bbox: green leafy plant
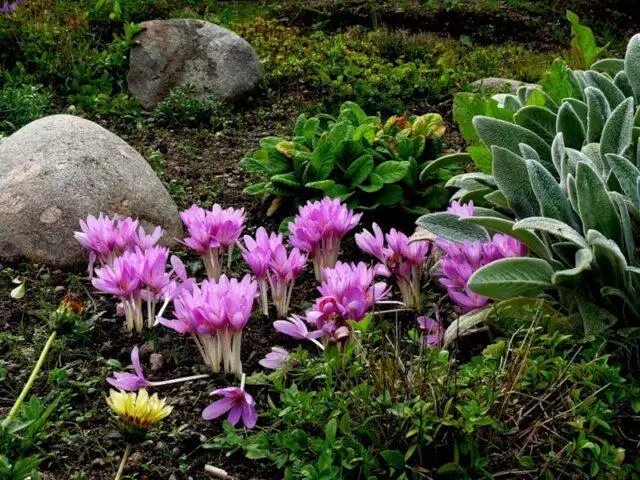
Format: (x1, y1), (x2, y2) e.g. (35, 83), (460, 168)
(416, 33), (640, 334)
(152, 83), (232, 129)
(0, 84), (51, 134)
(242, 101), (453, 215)
(567, 10), (606, 69)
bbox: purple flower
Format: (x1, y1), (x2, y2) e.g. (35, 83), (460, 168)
(107, 346), (150, 391)
(267, 244), (307, 317)
(202, 386), (257, 428)
(417, 315), (444, 348)
(447, 200), (474, 218)
(288, 197), (362, 281)
(181, 204), (245, 279)
(437, 234), (526, 313)
(357, 224), (430, 310)
(134, 225), (164, 249)
(0, 0), (24, 14)
(274, 315), (323, 340)
(259, 346), (290, 370)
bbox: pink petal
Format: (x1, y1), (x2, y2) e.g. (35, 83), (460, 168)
(202, 397), (235, 420)
(227, 404), (243, 426)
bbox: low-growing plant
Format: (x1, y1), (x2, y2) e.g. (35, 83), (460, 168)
(242, 101), (454, 216)
(152, 84), (232, 129)
(417, 32), (640, 335)
(0, 83), (51, 134)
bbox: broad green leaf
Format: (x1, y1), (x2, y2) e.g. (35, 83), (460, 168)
(587, 229), (628, 288)
(614, 71), (634, 98)
(556, 102), (585, 149)
(358, 173), (384, 193)
(303, 118), (319, 146)
(564, 98), (588, 126)
(420, 153), (470, 182)
(443, 307), (491, 347)
(373, 184), (404, 206)
(344, 154), (374, 186)
(484, 190), (511, 210)
(373, 161), (410, 184)
(452, 92), (485, 143)
(306, 141), (335, 181)
(576, 297), (618, 334)
(468, 144), (493, 173)
(551, 132), (566, 179)
(552, 248), (593, 286)
(241, 156), (273, 176)
(445, 172), (495, 189)
(492, 146), (539, 218)
(514, 106), (557, 144)
(600, 97), (635, 164)
(519, 143), (541, 162)
(468, 257), (554, 299)
(567, 10), (605, 68)
(271, 173), (300, 189)
(243, 182), (268, 196)
(575, 70), (625, 109)
(473, 116), (553, 172)
(540, 59), (582, 104)
(526, 159), (581, 230)
(575, 162), (622, 244)
(514, 216), (587, 247)
(614, 192), (637, 265)
(414, 212), (490, 243)
(591, 58), (625, 75)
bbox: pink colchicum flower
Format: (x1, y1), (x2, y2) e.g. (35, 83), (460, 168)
(0, 0), (23, 14)
(157, 275), (257, 376)
(417, 315), (444, 348)
(106, 346), (209, 391)
(447, 200), (474, 218)
(278, 262), (388, 347)
(202, 375), (257, 429)
(180, 204), (245, 280)
(438, 201), (526, 312)
(288, 197), (362, 281)
(356, 224), (430, 310)
(259, 346), (290, 370)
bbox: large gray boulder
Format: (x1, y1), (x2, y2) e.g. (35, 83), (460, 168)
(127, 19), (262, 109)
(0, 115), (183, 267)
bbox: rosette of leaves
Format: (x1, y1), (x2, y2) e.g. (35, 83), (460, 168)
(415, 33), (640, 335)
(242, 101), (453, 215)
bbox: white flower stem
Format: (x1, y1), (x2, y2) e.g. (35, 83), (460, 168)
(151, 373), (210, 387)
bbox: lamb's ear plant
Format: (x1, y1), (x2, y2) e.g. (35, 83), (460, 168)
(416, 33), (640, 336)
(242, 101), (455, 215)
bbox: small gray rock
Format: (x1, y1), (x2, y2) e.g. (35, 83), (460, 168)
(128, 19), (262, 109)
(0, 115), (182, 267)
(150, 352), (164, 371)
(470, 77), (540, 93)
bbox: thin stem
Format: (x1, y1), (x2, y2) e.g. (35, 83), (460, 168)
(151, 373), (210, 386)
(114, 444), (132, 480)
(8, 330), (57, 420)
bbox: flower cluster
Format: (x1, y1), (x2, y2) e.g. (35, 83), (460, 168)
(74, 213), (162, 274)
(356, 223), (430, 310)
(91, 245), (190, 332)
(180, 204), (245, 280)
(158, 275), (257, 376)
(0, 0), (24, 14)
(288, 198), (361, 281)
(275, 262), (388, 346)
(240, 227), (307, 317)
(438, 201), (526, 312)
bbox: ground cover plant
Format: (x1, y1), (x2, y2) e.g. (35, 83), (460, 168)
(2, 1), (640, 479)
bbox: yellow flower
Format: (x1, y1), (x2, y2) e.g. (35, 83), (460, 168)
(106, 389), (172, 429)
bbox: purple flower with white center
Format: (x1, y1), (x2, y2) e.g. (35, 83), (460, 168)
(158, 274), (257, 376)
(267, 244), (307, 317)
(288, 197), (362, 281)
(447, 200), (474, 218)
(259, 346), (290, 370)
(357, 224), (430, 310)
(107, 346), (210, 391)
(181, 204), (245, 280)
(92, 250), (144, 332)
(417, 315), (444, 348)
(0, 0), (24, 14)
(202, 377), (257, 429)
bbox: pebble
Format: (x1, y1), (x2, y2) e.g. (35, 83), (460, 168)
(150, 352), (165, 371)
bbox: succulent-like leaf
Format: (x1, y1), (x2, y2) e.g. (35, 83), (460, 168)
(587, 229), (629, 289)
(415, 212), (490, 243)
(613, 192), (637, 265)
(445, 172), (496, 189)
(513, 105), (557, 144)
(581, 143), (605, 176)
(585, 86), (611, 143)
(420, 152), (470, 182)
(614, 71), (635, 98)
(552, 248), (593, 286)
(551, 132), (566, 180)
(575, 70), (626, 108)
(600, 97), (634, 164)
(526, 159), (581, 230)
(468, 257), (554, 299)
(473, 116), (553, 171)
(492, 146), (539, 219)
(575, 161), (622, 244)
(591, 58), (625, 75)
(514, 217), (587, 247)
(519, 143), (541, 162)
(624, 33), (640, 102)
(606, 153), (640, 206)
(556, 102), (586, 149)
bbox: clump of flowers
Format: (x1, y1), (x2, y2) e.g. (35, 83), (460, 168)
(276, 262), (388, 346)
(75, 214), (162, 274)
(240, 227), (307, 317)
(417, 314), (444, 348)
(158, 275), (257, 376)
(438, 201), (526, 312)
(202, 374), (257, 429)
(356, 223), (430, 310)
(92, 246), (190, 332)
(288, 197), (361, 281)
(181, 204), (245, 280)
